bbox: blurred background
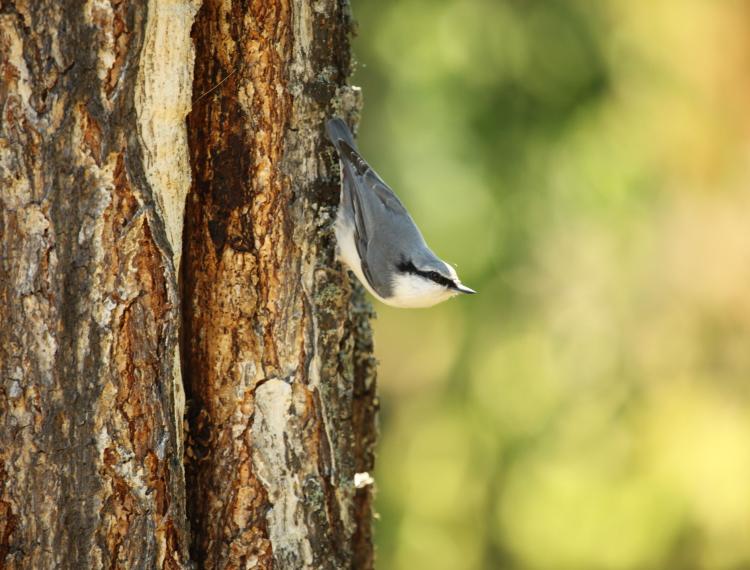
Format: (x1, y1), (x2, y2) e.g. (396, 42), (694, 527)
(349, 0), (750, 568)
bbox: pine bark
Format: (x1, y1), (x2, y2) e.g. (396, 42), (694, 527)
(0, 1), (376, 568)
(183, 0), (377, 568)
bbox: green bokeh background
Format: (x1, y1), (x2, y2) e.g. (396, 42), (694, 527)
(349, 0), (750, 568)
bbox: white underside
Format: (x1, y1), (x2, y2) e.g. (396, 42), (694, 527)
(334, 209), (458, 308)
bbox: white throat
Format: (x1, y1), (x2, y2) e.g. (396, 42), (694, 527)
(387, 273), (457, 308)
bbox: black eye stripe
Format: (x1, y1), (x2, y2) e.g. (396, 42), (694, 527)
(396, 260), (455, 289)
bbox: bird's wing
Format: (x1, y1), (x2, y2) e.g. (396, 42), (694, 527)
(338, 141), (409, 216)
(337, 141), (420, 298)
(341, 166), (377, 289)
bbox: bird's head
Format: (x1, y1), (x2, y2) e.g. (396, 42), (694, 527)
(387, 255), (476, 308)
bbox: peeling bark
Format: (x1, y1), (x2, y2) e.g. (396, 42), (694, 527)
(183, 1), (377, 569)
(0, 1), (192, 567)
(1, 0), (376, 568)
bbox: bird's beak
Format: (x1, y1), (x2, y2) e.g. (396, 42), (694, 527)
(455, 283), (477, 295)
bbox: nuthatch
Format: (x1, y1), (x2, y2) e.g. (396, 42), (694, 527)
(327, 118), (476, 308)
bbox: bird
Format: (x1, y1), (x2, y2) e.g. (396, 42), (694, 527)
(326, 117), (476, 308)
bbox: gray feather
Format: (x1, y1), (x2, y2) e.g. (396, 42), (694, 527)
(326, 117), (358, 151)
(326, 118), (446, 299)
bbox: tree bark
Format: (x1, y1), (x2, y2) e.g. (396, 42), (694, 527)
(0, 1), (376, 568)
(183, 0), (377, 568)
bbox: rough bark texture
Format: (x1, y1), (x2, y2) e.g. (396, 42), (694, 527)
(183, 1), (377, 569)
(0, 1), (198, 568)
(0, 0), (376, 568)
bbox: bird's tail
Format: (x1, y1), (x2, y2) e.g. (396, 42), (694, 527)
(325, 117), (358, 151)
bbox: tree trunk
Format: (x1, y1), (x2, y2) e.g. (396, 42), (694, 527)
(183, 0), (377, 568)
(0, 1), (377, 568)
